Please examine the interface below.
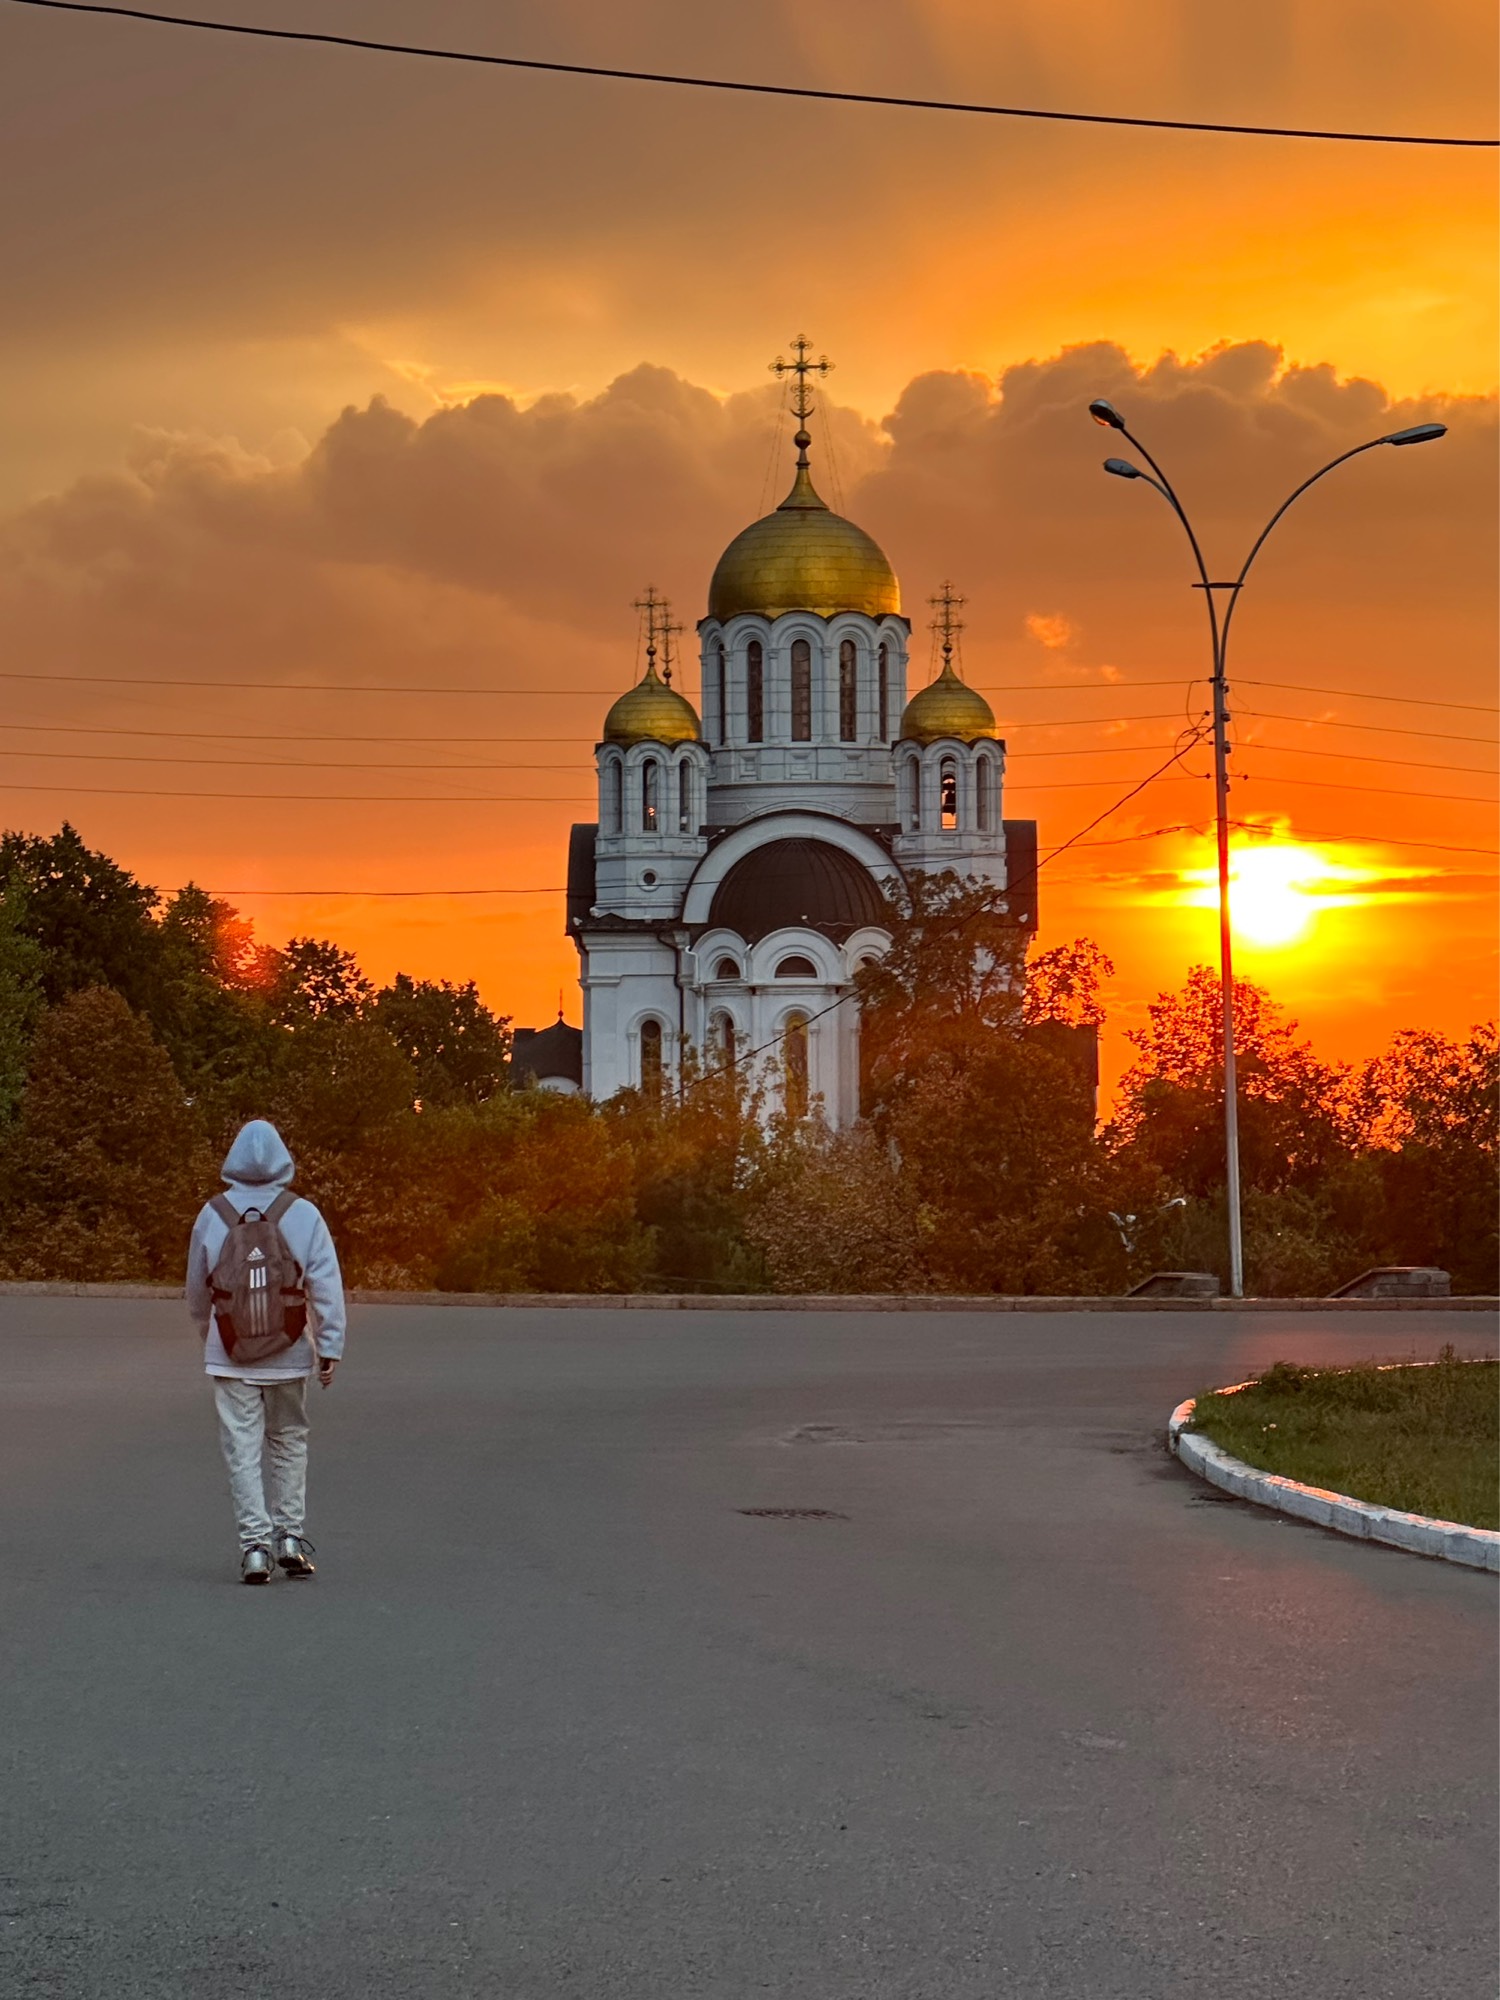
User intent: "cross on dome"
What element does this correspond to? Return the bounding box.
[771,336,832,468]
[929,581,967,669]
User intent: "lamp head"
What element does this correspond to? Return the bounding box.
[1384,422,1447,446]
[1103,457,1142,479]
[1089,399,1127,430]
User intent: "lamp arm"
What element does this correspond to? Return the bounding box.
[1120,427,1221,674]
[1218,436,1387,661]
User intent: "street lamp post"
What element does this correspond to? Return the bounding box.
[1086,400,1446,1298]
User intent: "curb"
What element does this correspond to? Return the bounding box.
[1,1281,1496,1312]
[1168,1385,1500,1573]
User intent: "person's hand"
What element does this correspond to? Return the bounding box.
[317,1358,339,1388]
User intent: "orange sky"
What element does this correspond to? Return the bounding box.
[0,0,1495,1096]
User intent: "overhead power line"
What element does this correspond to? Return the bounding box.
[1242,707,1496,749]
[0,668,1195,698]
[1238,678,1499,715]
[9,1,1494,147]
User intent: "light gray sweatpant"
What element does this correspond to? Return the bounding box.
[212,1376,309,1552]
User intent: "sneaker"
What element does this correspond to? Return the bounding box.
[274,1532,316,1578]
[241,1545,273,1585]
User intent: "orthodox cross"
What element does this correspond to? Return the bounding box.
[770,336,833,423]
[634,585,667,674]
[929,581,966,669]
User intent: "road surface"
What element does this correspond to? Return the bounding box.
[3,1300,1495,1998]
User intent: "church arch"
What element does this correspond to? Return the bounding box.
[638,1016,666,1098]
[681,812,902,927]
[940,757,959,830]
[641,758,661,833]
[601,754,623,834]
[782,1012,810,1120]
[776,954,819,979]
[838,639,858,742]
[714,641,726,746]
[709,1010,738,1071]
[790,638,813,742]
[746,639,764,743]
[713,955,742,981]
[877,642,889,741]
[677,758,694,834]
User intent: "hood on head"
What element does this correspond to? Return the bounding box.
[221,1119,295,1188]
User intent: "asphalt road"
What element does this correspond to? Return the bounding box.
[3,1301,1496,1999]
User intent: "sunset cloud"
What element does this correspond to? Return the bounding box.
[0,341,1492,1080]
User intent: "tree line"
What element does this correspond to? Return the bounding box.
[0,825,1493,1296]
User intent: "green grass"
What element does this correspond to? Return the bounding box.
[1188,1348,1499,1531]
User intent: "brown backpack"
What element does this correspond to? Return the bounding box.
[208,1190,308,1364]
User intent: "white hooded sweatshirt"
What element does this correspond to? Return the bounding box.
[186,1120,347,1383]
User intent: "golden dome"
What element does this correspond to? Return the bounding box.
[900,662,996,744]
[602,660,702,746]
[708,445,900,623]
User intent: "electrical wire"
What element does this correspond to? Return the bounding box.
[1237,678,1498,715]
[1241,707,1497,749]
[0,709,1200,744]
[0,668,1194,697]
[9,1,1492,147]
[1233,740,1497,778]
[1238,772,1496,806]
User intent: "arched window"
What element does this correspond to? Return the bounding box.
[714,956,741,981]
[783,1012,809,1120]
[604,759,622,834]
[877,642,889,740]
[907,758,921,831]
[940,758,959,831]
[678,760,693,834]
[976,757,991,832]
[746,640,764,743]
[839,639,858,741]
[639,1018,664,1098]
[641,759,660,833]
[776,954,818,979]
[790,638,812,741]
[711,1010,737,1071]
[714,642,726,745]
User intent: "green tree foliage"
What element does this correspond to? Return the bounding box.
[1111,965,1355,1196]
[0,824,1490,1299]
[0,891,44,1123]
[0,824,161,1015]
[0,988,205,1279]
[372,973,511,1108]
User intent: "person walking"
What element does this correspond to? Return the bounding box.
[186,1119,346,1585]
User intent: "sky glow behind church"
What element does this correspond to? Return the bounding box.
[0,0,1494,1095]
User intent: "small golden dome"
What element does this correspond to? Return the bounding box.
[900,662,996,744]
[708,445,900,623]
[601,660,702,746]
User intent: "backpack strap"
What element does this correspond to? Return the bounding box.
[209,1194,239,1229]
[266,1189,299,1225]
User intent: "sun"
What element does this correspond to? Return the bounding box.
[1175,840,1387,951]
[1229,846,1322,947]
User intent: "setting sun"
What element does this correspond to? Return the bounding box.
[1178,841,1400,950]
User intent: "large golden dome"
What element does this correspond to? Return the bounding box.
[602,660,701,746]
[900,662,996,744]
[708,440,900,623]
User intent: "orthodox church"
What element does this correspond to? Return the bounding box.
[511,342,1038,1126]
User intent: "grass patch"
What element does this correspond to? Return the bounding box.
[1188,1347,1499,1531]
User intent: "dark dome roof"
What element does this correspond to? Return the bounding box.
[708,838,889,944]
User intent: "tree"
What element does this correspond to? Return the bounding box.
[0,889,44,1123]
[1024,937,1115,1027]
[0,988,204,1279]
[0,824,161,1016]
[372,973,511,1107]
[1110,967,1355,1197]
[267,937,373,1024]
[1355,1023,1498,1292]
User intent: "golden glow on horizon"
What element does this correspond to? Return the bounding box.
[1175,841,1435,951]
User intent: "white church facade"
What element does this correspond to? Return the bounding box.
[511,344,1038,1127]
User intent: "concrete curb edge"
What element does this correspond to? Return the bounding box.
[1168,1387,1500,1572]
[1,1281,1496,1313]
